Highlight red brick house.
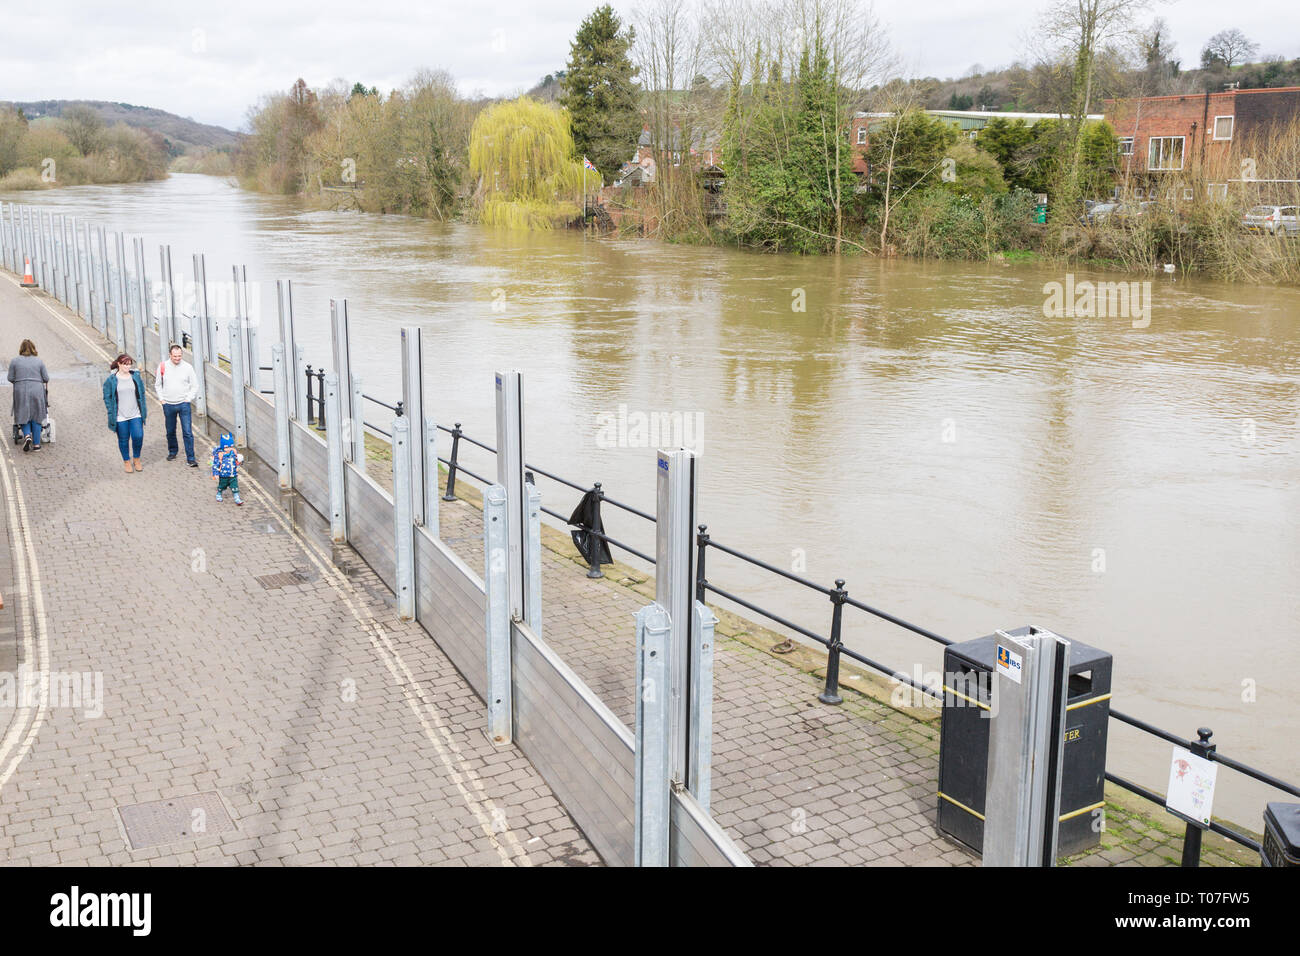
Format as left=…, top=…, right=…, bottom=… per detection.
left=1104, top=86, right=1300, bottom=177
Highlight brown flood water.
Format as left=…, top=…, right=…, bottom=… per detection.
left=8, top=173, right=1298, bottom=827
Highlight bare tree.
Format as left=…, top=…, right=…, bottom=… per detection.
left=61, top=104, right=104, bottom=157
left=1201, top=28, right=1259, bottom=69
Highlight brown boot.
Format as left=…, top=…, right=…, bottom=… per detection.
left=133, top=459, right=143, bottom=472
left=123, top=461, right=133, bottom=474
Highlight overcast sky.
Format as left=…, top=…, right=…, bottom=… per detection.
left=2, top=0, right=1296, bottom=131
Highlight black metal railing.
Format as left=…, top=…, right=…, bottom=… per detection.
left=427, top=416, right=1297, bottom=865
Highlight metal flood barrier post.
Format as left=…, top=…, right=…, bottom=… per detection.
left=982, top=627, right=1072, bottom=867
left=271, top=342, right=292, bottom=490
left=330, top=298, right=354, bottom=461
left=277, top=280, right=301, bottom=422
left=228, top=302, right=247, bottom=446
left=400, top=327, right=426, bottom=526
left=494, top=371, right=527, bottom=621
left=634, top=602, right=672, bottom=867
left=97, top=226, right=110, bottom=336
left=325, top=372, right=347, bottom=543
left=158, top=245, right=175, bottom=359
left=391, top=412, right=414, bottom=620
left=190, top=254, right=208, bottom=417
left=114, top=233, right=128, bottom=348
left=484, top=484, right=511, bottom=745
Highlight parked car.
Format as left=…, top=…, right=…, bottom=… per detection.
left=1084, top=202, right=1119, bottom=224
left=1086, top=201, right=1156, bottom=225
left=1242, top=205, right=1299, bottom=236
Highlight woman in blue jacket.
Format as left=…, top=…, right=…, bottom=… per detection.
left=102, top=353, right=148, bottom=473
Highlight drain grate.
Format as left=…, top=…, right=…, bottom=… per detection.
left=117, top=792, right=236, bottom=850
left=256, top=571, right=301, bottom=590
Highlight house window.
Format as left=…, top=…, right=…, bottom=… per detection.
left=1118, top=137, right=1134, bottom=155
left=857, top=126, right=867, bottom=145
left=1183, top=187, right=1194, bottom=201
left=1148, top=135, right=1184, bottom=171
left=1213, top=115, right=1234, bottom=140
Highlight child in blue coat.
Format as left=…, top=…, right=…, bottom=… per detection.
left=211, top=432, right=245, bottom=505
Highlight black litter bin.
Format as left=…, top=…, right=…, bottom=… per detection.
left=1262, top=803, right=1300, bottom=867
left=937, top=625, right=1113, bottom=857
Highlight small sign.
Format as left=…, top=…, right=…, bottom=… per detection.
left=995, top=643, right=1023, bottom=684
left=1165, top=747, right=1218, bottom=829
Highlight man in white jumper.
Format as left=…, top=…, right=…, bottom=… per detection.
left=156, top=343, right=200, bottom=466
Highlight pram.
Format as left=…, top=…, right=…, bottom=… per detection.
left=10, top=383, right=54, bottom=445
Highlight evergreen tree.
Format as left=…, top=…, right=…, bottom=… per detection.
left=559, top=5, right=640, bottom=183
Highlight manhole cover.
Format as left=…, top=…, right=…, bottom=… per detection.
left=117, top=792, right=236, bottom=850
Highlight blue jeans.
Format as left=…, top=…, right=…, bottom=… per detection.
left=163, top=402, right=195, bottom=461
left=115, top=417, right=143, bottom=461
left=21, top=421, right=42, bottom=446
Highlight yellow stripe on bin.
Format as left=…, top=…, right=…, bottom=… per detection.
left=1066, top=693, right=1112, bottom=712
left=938, top=791, right=985, bottom=820
left=1059, top=800, right=1106, bottom=822
left=941, top=685, right=990, bottom=711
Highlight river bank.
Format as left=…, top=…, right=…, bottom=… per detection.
left=3, top=173, right=1296, bottom=826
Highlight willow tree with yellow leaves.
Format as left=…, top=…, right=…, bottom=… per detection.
left=469, top=97, right=585, bottom=228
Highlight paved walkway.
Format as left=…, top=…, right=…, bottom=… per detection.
left=0, top=273, right=596, bottom=866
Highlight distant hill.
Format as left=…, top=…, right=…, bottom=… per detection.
left=1, top=99, right=238, bottom=155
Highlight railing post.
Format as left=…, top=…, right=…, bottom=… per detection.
left=271, top=343, right=293, bottom=491
left=305, top=365, right=316, bottom=426
left=695, top=524, right=710, bottom=603
left=325, top=372, right=347, bottom=543
left=484, top=484, right=512, bottom=745
left=191, top=254, right=208, bottom=418
left=228, top=304, right=247, bottom=447
left=819, top=580, right=847, bottom=705
left=1181, top=727, right=1215, bottom=868
left=315, top=369, right=326, bottom=431
left=634, top=602, right=672, bottom=867
left=392, top=410, right=414, bottom=620
left=587, top=483, right=605, bottom=578
left=526, top=475, right=542, bottom=639
left=442, top=423, right=462, bottom=500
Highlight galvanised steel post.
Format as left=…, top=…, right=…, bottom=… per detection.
left=442, top=423, right=462, bottom=500
left=276, top=280, right=301, bottom=422
left=526, top=477, right=542, bottom=639
left=349, top=374, right=364, bottom=465
left=86, top=219, right=101, bottom=331
left=294, top=346, right=306, bottom=422
left=71, top=216, right=84, bottom=317
left=689, top=601, right=718, bottom=812
left=228, top=298, right=247, bottom=446
left=113, top=232, right=128, bottom=348
left=190, top=254, right=208, bottom=417
left=271, top=343, right=292, bottom=491
left=494, top=370, right=527, bottom=622
left=158, top=245, right=173, bottom=359
left=819, top=580, right=848, bottom=705
left=329, top=298, right=353, bottom=461
left=400, top=327, right=425, bottom=526
left=38, top=210, right=51, bottom=291
left=1181, top=728, right=1215, bottom=868
left=392, top=410, right=414, bottom=620
left=98, top=226, right=110, bottom=335
left=324, top=373, right=347, bottom=543
left=135, top=238, right=151, bottom=363
left=634, top=602, right=672, bottom=867
left=483, top=483, right=512, bottom=745
left=423, top=416, right=439, bottom=536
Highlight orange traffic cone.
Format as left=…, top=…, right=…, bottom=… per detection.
left=20, top=256, right=37, bottom=287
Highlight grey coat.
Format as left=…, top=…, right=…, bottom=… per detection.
left=6, top=354, right=48, bottom=424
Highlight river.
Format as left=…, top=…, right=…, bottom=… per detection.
left=6, top=173, right=1297, bottom=827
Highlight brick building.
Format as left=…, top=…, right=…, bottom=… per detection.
left=1104, top=86, right=1300, bottom=177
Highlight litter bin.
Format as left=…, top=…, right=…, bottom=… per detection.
left=937, top=625, right=1112, bottom=857
left=1261, top=803, right=1300, bottom=867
